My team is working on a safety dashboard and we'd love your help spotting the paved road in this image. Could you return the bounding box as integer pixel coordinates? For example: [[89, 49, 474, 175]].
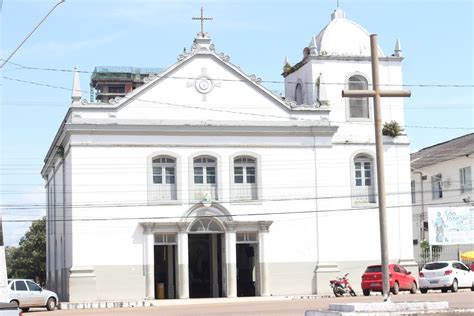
[[28, 291, 474, 315]]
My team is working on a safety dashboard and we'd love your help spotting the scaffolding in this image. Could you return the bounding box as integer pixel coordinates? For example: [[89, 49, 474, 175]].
[[90, 66, 163, 102]]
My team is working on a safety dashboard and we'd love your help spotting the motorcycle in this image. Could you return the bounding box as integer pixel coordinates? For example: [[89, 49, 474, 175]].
[[329, 273, 356, 297]]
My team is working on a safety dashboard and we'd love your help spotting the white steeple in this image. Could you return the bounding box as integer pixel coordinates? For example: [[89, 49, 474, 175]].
[[309, 36, 318, 55], [283, 56, 292, 73], [393, 38, 402, 57], [71, 66, 82, 105]]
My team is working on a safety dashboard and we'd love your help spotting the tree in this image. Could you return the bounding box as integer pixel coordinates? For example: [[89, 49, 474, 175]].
[[6, 217, 46, 285]]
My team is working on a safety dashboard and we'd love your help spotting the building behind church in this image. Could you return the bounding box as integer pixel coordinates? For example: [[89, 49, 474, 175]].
[[42, 9, 416, 302], [410, 133, 474, 267]]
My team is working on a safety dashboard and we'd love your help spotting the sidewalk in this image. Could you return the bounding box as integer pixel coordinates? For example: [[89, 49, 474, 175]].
[[59, 294, 331, 310]]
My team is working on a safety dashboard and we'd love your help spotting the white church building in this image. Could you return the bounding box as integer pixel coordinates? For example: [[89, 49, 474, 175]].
[[41, 9, 416, 302]]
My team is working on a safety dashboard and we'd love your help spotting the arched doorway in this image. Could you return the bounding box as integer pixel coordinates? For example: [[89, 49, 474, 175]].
[[188, 217, 225, 298]]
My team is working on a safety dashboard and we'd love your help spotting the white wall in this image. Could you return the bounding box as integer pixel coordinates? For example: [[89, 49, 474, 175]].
[[64, 132, 413, 268], [411, 155, 473, 260]]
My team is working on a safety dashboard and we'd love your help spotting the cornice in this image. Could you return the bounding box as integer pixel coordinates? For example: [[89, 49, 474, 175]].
[[63, 119, 339, 136]]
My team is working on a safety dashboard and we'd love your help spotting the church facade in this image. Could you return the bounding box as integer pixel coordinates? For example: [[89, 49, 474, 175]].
[[42, 9, 416, 302]]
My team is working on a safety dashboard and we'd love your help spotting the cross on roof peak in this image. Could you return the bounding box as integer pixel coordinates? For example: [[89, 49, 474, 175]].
[[192, 7, 213, 35]]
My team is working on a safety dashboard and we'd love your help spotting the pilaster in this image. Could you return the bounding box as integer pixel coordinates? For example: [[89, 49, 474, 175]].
[[143, 226, 154, 299], [177, 223, 189, 299], [225, 221, 237, 298]]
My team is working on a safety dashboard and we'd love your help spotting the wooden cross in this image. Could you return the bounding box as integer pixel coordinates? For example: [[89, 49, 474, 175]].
[[342, 34, 411, 301], [192, 7, 213, 34]]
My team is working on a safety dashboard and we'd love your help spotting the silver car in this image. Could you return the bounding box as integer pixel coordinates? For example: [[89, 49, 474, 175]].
[[8, 279, 58, 312], [419, 261, 474, 293]]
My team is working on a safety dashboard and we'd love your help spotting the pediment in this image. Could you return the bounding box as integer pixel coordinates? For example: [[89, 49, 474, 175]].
[[106, 50, 294, 122]]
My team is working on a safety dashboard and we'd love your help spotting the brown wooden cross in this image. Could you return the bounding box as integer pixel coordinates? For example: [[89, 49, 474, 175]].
[[342, 34, 411, 301], [192, 7, 213, 34]]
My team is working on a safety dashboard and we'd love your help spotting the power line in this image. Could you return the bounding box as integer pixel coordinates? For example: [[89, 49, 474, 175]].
[[2, 60, 473, 88], [1, 149, 471, 167], [1, 199, 466, 223], [0, 184, 466, 209], [3, 76, 473, 131], [1, 146, 472, 163]]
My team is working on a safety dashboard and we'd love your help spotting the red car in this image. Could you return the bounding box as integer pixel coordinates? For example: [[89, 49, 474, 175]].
[[361, 264, 417, 296]]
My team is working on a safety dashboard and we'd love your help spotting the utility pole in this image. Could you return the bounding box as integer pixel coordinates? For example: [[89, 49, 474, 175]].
[[342, 34, 411, 301], [0, 0, 65, 303], [0, 0, 65, 69]]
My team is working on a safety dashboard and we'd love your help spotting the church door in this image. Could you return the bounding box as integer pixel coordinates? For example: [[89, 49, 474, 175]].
[[188, 234, 223, 298], [187, 218, 225, 298]]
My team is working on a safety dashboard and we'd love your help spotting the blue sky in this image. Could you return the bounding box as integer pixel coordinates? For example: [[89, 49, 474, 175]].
[[1, 0, 473, 246]]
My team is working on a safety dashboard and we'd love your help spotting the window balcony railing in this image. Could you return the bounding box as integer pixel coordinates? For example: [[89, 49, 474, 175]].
[[194, 184, 218, 201]]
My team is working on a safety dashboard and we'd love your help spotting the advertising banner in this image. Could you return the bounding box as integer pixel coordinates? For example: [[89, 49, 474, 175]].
[[428, 207, 474, 245]]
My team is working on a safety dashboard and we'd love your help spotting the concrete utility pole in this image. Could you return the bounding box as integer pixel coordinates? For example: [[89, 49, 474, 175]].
[[0, 0, 65, 69], [342, 34, 411, 301]]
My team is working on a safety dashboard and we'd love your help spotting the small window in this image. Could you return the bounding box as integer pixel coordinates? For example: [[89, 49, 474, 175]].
[[194, 157, 217, 185], [232, 156, 258, 201], [393, 265, 401, 273], [150, 155, 177, 201], [460, 166, 472, 193], [15, 281, 27, 291], [353, 154, 375, 204], [423, 221, 428, 231], [152, 157, 176, 184], [237, 232, 258, 243], [9, 283, 14, 290], [295, 83, 303, 105], [108, 85, 125, 93], [154, 233, 177, 245], [431, 174, 443, 199], [348, 75, 369, 119], [193, 156, 218, 201]]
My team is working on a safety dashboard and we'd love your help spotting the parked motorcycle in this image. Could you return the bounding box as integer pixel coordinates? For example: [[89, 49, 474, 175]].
[[329, 273, 356, 297]]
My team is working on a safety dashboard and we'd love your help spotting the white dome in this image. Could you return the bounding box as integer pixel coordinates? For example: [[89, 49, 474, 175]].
[[309, 9, 384, 57]]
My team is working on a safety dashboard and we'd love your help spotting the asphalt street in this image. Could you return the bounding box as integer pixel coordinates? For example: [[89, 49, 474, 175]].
[[26, 290, 474, 315]]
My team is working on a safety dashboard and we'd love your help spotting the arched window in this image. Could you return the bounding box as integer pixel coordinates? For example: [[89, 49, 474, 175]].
[[193, 156, 218, 201], [232, 156, 257, 200], [295, 83, 304, 105], [353, 154, 375, 204], [151, 156, 177, 200], [348, 75, 369, 119], [189, 218, 224, 233]]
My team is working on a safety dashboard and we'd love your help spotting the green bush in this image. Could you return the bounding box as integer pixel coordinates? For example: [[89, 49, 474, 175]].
[[382, 120, 401, 138]]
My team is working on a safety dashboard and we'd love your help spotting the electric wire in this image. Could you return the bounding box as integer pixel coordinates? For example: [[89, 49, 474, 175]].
[[2, 76, 473, 131], [1, 199, 467, 223], [1, 60, 473, 88]]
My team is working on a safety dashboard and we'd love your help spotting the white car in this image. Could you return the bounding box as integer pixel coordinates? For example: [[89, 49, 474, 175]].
[[419, 261, 474, 293], [8, 279, 58, 312]]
